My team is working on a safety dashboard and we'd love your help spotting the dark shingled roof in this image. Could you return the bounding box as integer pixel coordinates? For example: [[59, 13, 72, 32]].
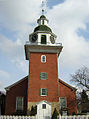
[[34, 25, 52, 33]]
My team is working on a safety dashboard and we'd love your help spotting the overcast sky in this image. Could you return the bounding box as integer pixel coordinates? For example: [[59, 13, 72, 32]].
[[0, 0, 89, 91]]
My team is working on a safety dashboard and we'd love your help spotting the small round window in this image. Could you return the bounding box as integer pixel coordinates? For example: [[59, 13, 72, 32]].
[[41, 55, 46, 63]]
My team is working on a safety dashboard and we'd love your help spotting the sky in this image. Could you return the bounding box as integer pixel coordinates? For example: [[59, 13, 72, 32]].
[[0, 0, 89, 91]]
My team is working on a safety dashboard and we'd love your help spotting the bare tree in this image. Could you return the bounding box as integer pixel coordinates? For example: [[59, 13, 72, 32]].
[[70, 66, 89, 89]]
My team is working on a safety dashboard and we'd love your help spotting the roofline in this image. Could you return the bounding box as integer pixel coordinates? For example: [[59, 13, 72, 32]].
[[25, 44, 63, 60], [36, 100, 51, 105], [5, 76, 28, 90], [5, 76, 76, 91], [29, 30, 57, 38], [59, 78, 77, 91]]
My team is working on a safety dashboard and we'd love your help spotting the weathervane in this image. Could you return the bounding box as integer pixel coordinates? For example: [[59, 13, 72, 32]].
[[41, 0, 47, 15]]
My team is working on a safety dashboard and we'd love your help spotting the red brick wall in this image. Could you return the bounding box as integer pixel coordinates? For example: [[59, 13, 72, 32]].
[[5, 77, 28, 115], [28, 52, 59, 102], [59, 81, 77, 115]]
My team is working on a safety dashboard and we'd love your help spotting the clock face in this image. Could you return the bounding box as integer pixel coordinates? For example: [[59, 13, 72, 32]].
[[32, 33, 38, 42], [50, 35, 55, 44]]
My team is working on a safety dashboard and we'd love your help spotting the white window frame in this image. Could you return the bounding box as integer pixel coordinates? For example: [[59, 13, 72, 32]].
[[41, 55, 46, 63], [16, 97, 24, 111], [41, 88, 48, 96], [42, 104, 46, 109]]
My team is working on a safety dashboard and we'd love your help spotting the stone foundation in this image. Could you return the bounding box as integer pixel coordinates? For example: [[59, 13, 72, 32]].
[[51, 102, 59, 114]]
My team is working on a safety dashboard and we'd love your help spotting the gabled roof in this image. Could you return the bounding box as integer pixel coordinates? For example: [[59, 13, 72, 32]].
[[5, 75, 76, 91], [5, 76, 28, 90], [59, 78, 76, 91], [36, 100, 51, 105]]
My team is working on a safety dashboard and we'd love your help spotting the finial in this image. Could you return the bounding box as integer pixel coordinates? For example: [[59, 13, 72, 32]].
[[42, 9, 44, 15]]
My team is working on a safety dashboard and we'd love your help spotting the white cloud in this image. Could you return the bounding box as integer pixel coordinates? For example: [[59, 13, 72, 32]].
[[0, 34, 28, 73], [0, 0, 42, 42], [0, 0, 42, 75], [47, 0, 89, 78], [0, 70, 10, 90], [0, 0, 41, 28], [0, 34, 23, 57], [12, 59, 28, 73], [0, 69, 10, 78]]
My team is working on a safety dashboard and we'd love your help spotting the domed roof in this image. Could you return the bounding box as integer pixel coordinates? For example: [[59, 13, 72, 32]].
[[34, 25, 52, 33], [40, 15, 46, 19]]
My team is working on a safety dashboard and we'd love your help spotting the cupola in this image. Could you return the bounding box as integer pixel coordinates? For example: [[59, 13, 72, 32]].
[[25, 13, 63, 60], [29, 14, 57, 46]]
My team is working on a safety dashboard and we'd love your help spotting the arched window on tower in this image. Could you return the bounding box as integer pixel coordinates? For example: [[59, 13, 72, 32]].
[[41, 55, 46, 63]]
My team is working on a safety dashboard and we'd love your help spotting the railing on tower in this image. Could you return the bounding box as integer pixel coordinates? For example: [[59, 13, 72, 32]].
[[26, 41, 62, 46]]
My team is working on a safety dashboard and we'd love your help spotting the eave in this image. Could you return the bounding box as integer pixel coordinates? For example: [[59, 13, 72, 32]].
[[5, 76, 28, 91], [24, 43, 63, 60], [59, 78, 77, 91]]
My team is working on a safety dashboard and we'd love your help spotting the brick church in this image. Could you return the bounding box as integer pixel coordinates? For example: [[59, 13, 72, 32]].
[[5, 14, 77, 116]]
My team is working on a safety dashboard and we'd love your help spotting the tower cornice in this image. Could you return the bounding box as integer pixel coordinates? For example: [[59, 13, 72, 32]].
[[24, 43, 63, 60]]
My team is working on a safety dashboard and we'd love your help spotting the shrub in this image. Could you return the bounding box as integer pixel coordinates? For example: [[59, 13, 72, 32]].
[[52, 108, 59, 119]]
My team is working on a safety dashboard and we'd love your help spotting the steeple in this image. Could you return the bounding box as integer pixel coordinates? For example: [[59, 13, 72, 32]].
[[25, 7, 63, 60]]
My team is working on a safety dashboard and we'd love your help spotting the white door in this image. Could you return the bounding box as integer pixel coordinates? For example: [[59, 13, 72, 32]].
[[37, 102, 51, 119]]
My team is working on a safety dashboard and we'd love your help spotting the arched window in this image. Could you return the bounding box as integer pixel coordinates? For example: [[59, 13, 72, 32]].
[[41, 55, 46, 63]]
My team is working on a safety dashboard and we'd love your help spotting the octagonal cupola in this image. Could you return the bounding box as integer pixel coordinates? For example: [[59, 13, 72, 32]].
[[29, 14, 57, 46]]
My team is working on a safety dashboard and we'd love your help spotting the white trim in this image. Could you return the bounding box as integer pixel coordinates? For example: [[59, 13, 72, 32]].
[[41, 88, 47, 96], [42, 104, 46, 109], [41, 34, 47, 44], [41, 55, 46, 63], [25, 44, 63, 60], [36, 100, 51, 105]]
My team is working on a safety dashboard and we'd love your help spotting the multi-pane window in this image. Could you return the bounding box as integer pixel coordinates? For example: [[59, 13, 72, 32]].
[[16, 97, 24, 111], [41, 55, 46, 63], [42, 89, 46, 95], [39, 88, 48, 96], [42, 104, 46, 109], [41, 35, 46, 44], [59, 97, 67, 109], [40, 72, 48, 80]]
